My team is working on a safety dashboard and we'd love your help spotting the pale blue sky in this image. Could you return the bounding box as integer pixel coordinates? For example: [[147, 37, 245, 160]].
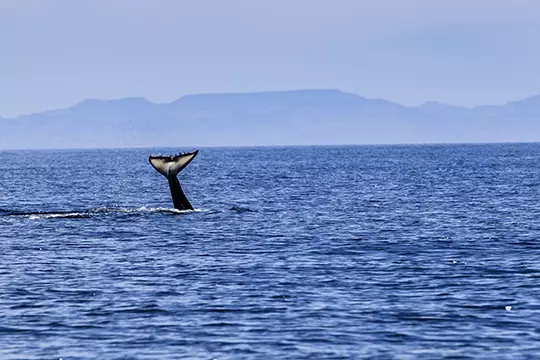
[[1, 0, 540, 117]]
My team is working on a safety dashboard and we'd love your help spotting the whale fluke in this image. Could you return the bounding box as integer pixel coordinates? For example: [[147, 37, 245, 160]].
[[149, 150, 199, 210]]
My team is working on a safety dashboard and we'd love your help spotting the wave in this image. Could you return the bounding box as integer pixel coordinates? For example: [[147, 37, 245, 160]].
[[0, 206, 208, 220], [230, 205, 255, 213]]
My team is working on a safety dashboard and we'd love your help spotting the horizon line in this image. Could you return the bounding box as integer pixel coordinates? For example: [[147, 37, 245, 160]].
[[1, 140, 539, 152]]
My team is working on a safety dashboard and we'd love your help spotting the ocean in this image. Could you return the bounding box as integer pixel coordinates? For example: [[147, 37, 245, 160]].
[[1, 144, 539, 359]]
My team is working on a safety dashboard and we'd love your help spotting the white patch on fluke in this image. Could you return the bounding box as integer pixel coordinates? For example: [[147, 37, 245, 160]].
[[149, 151, 198, 178]]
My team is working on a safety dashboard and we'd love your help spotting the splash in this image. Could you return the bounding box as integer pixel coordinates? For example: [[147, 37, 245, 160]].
[[2, 206, 209, 220]]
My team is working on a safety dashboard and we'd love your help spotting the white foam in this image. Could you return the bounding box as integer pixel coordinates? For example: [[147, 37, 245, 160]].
[[24, 206, 210, 220], [28, 213, 90, 220]]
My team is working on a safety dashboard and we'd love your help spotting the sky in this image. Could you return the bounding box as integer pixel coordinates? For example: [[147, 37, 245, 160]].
[[1, 0, 540, 117]]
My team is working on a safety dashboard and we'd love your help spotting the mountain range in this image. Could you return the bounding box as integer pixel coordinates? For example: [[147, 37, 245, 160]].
[[1, 89, 540, 149]]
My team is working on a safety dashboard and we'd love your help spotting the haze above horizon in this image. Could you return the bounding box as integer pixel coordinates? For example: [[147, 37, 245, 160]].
[[2, 0, 540, 117]]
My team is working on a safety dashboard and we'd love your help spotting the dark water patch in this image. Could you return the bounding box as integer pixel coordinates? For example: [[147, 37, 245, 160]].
[[230, 205, 255, 213], [0, 326, 34, 334], [115, 305, 169, 315], [10, 302, 46, 310]]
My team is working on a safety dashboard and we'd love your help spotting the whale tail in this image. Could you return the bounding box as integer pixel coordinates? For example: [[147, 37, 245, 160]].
[[149, 150, 199, 210], [149, 150, 199, 178]]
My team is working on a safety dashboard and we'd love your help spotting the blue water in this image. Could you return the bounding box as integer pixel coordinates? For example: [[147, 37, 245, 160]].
[[1, 144, 540, 359]]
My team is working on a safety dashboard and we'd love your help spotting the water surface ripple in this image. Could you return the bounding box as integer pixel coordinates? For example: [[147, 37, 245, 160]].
[[1, 144, 540, 359]]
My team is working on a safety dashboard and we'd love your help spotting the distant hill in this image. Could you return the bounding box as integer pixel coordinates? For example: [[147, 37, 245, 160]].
[[1, 89, 540, 149]]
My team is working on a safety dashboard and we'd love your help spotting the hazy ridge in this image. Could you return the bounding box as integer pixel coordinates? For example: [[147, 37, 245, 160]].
[[1, 89, 540, 149]]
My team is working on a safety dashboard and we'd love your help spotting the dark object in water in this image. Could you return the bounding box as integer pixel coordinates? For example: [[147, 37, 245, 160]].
[[149, 150, 199, 210]]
